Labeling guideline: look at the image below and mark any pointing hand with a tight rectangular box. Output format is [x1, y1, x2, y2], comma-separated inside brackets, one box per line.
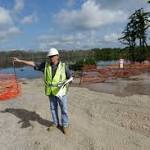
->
[12, 57, 22, 63]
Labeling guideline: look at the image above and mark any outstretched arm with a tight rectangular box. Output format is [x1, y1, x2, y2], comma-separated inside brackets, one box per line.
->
[13, 57, 35, 67]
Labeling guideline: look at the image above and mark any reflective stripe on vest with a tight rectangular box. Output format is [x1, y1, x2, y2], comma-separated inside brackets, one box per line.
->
[44, 62, 67, 96]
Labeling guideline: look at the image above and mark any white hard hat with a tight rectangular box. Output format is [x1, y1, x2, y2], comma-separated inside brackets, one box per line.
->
[47, 48, 59, 57]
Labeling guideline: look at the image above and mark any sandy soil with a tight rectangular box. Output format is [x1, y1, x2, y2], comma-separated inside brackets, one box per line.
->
[79, 71, 150, 97]
[0, 77, 150, 150]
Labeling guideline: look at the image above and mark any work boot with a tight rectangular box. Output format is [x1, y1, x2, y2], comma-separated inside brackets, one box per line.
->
[57, 124, 62, 129]
[47, 124, 57, 131]
[62, 126, 69, 135]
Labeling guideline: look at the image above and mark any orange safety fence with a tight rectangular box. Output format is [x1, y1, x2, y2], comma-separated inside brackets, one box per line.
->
[80, 63, 150, 84]
[0, 74, 21, 101]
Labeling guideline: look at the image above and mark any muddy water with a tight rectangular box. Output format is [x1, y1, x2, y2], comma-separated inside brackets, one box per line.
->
[75, 72, 150, 97]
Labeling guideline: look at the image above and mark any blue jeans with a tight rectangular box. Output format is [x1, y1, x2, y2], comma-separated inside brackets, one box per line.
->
[48, 95, 69, 127]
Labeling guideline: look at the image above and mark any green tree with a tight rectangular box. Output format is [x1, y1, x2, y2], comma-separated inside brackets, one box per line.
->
[119, 8, 150, 62]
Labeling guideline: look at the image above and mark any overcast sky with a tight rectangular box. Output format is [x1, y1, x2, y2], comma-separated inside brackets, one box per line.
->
[0, 0, 149, 51]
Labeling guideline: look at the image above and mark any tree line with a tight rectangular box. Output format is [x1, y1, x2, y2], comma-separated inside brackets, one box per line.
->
[0, 46, 150, 69]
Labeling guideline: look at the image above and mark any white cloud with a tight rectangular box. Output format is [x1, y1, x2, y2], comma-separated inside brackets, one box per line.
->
[21, 13, 38, 24]
[0, 27, 21, 42]
[8, 26, 21, 35]
[38, 31, 104, 50]
[38, 35, 74, 49]
[14, 0, 24, 12]
[38, 30, 124, 50]
[104, 33, 121, 42]
[0, 7, 21, 42]
[55, 0, 128, 30]
[0, 7, 13, 26]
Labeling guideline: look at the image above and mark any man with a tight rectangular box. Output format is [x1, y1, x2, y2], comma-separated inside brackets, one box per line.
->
[13, 48, 72, 134]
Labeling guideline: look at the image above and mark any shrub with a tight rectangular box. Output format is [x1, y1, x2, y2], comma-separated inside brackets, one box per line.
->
[70, 58, 96, 71]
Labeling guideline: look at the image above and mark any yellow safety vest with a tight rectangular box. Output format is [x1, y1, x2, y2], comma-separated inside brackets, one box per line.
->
[44, 62, 68, 96]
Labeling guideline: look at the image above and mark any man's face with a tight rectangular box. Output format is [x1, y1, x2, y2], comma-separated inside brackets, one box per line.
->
[49, 55, 59, 64]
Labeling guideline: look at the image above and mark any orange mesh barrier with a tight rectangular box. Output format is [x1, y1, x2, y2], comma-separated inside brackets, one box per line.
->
[0, 74, 21, 101]
[82, 65, 97, 72]
[80, 63, 150, 84]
